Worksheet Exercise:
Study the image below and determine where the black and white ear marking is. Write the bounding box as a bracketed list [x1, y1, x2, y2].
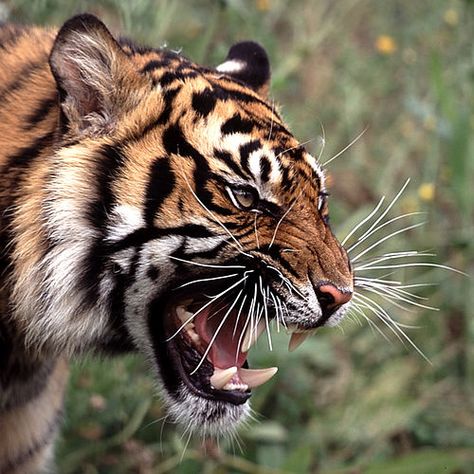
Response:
[216, 41, 271, 97]
[49, 14, 142, 135]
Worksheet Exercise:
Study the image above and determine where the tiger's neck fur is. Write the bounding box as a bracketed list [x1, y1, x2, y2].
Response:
[0, 24, 67, 474]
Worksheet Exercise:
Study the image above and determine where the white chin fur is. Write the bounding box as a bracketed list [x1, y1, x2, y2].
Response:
[164, 385, 250, 437]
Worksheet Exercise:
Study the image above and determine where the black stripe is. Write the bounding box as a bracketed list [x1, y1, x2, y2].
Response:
[260, 155, 271, 182]
[24, 95, 57, 130]
[0, 24, 25, 51]
[135, 87, 180, 139]
[107, 224, 215, 254]
[144, 157, 175, 226]
[239, 139, 261, 175]
[214, 149, 250, 180]
[79, 145, 127, 309]
[141, 58, 172, 73]
[221, 113, 254, 135]
[2, 130, 55, 173]
[0, 61, 41, 103]
[156, 70, 197, 87]
[86, 144, 125, 230]
[191, 88, 217, 118]
[0, 407, 63, 473]
[162, 123, 233, 216]
[0, 132, 55, 285]
[103, 249, 140, 353]
[208, 79, 274, 112]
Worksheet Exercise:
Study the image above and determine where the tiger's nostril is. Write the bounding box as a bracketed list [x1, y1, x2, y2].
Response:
[315, 283, 352, 317]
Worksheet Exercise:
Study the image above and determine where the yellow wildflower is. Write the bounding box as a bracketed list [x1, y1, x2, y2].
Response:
[444, 9, 459, 26]
[375, 35, 397, 55]
[418, 183, 435, 202]
[256, 0, 270, 11]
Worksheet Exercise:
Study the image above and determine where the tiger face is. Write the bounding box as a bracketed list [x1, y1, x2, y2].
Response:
[14, 14, 353, 435]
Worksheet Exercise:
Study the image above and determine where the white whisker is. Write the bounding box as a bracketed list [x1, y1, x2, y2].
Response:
[169, 256, 245, 270]
[167, 276, 248, 341]
[182, 175, 253, 258]
[347, 212, 425, 253]
[351, 222, 426, 263]
[355, 251, 435, 268]
[341, 195, 386, 246]
[174, 273, 239, 290]
[356, 179, 411, 245]
[354, 293, 431, 363]
[322, 126, 368, 166]
[269, 192, 301, 249]
[233, 294, 248, 338]
[275, 138, 315, 161]
[191, 289, 243, 375]
[355, 262, 469, 276]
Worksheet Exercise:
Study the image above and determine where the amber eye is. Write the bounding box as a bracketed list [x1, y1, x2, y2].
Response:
[226, 186, 258, 210]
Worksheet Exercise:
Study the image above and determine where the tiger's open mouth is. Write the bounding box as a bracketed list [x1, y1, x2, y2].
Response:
[160, 291, 279, 405]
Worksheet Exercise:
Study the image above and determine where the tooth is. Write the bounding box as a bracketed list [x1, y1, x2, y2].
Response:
[288, 332, 311, 352]
[176, 306, 193, 323]
[286, 324, 298, 334]
[210, 366, 237, 390]
[238, 367, 278, 388]
[241, 320, 266, 353]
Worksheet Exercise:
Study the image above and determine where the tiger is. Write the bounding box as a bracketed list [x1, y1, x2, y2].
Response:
[0, 13, 353, 473]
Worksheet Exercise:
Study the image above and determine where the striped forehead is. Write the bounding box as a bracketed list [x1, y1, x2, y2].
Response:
[129, 50, 326, 195]
[219, 132, 326, 199]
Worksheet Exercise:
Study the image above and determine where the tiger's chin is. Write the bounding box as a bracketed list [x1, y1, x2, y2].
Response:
[147, 290, 279, 436]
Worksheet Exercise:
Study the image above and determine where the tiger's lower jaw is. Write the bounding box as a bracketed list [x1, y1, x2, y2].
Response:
[165, 388, 251, 436]
[147, 292, 279, 435]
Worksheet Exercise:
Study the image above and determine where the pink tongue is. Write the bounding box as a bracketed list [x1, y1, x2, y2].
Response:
[194, 306, 248, 369]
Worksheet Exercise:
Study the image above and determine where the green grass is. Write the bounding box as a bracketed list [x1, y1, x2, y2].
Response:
[4, 0, 474, 472]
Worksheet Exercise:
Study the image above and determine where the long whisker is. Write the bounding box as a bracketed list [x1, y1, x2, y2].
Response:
[236, 282, 258, 357]
[267, 263, 308, 301]
[169, 256, 245, 270]
[182, 175, 252, 258]
[347, 212, 425, 253]
[166, 276, 248, 341]
[341, 196, 386, 246]
[233, 294, 248, 338]
[355, 262, 469, 276]
[253, 212, 260, 249]
[354, 293, 431, 363]
[355, 251, 436, 268]
[357, 282, 438, 312]
[274, 138, 315, 161]
[322, 126, 368, 166]
[259, 277, 272, 351]
[356, 179, 411, 245]
[269, 192, 301, 249]
[316, 119, 326, 162]
[174, 273, 239, 290]
[191, 289, 244, 375]
[349, 301, 392, 342]
[270, 291, 281, 333]
[351, 222, 426, 263]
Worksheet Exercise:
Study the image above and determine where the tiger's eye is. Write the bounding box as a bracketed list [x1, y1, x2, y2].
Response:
[234, 189, 255, 209]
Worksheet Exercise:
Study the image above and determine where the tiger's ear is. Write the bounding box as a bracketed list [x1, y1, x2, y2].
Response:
[49, 14, 146, 135]
[216, 41, 271, 98]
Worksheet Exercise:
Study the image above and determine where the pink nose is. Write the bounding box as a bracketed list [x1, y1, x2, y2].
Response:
[316, 284, 352, 316]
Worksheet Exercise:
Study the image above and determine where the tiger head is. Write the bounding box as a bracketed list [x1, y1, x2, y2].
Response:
[18, 14, 353, 435]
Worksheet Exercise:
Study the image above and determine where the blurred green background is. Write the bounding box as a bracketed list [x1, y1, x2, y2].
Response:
[3, 0, 473, 472]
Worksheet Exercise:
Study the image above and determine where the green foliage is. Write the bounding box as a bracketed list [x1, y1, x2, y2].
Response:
[3, 0, 473, 472]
